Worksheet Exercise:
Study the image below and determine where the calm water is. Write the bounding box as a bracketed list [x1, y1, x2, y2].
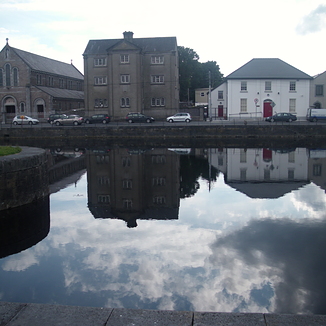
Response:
[1, 146, 326, 314]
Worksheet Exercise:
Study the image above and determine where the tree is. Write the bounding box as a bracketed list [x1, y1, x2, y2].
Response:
[178, 46, 224, 103]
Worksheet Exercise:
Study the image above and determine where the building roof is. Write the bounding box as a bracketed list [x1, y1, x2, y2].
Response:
[10, 47, 83, 80]
[227, 58, 312, 80]
[83, 36, 178, 55]
[35, 86, 84, 100]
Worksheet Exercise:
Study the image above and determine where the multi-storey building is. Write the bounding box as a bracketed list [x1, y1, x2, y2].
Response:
[0, 39, 84, 123]
[83, 32, 179, 120]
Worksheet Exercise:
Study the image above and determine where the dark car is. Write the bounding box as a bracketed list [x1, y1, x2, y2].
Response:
[84, 114, 111, 124]
[126, 112, 155, 123]
[48, 114, 67, 124]
[265, 113, 297, 122]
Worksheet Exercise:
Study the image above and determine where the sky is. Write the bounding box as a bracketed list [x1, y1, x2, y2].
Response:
[0, 0, 326, 77]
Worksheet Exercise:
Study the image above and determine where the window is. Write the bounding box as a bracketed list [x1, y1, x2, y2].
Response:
[36, 74, 42, 85]
[122, 179, 132, 189]
[48, 76, 54, 87]
[121, 74, 130, 84]
[289, 98, 296, 113]
[5, 64, 11, 86]
[0, 69, 3, 86]
[122, 157, 131, 167]
[315, 85, 324, 96]
[98, 195, 110, 203]
[153, 196, 166, 205]
[151, 56, 164, 64]
[240, 168, 247, 181]
[152, 177, 166, 186]
[151, 97, 165, 106]
[290, 81, 296, 91]
[288, 151, 295, 163]
[120, 97, 130, 107]
[313, 164, 322, 176]
[120, 55, 129, 63]
[240, 149, 247, 163]
[77, 82, 82, 91]
[265, 81, 272, 91]
[288, 169, 295, 180]
[94, 76, 107, 85]
[264, 168, 271, 181]
[94, 98, 108, 107]
[20, 102, 25, 112]
[152, 155, 166, 164]
[123, 199, 133, 209]
[94, 58, 107, 66]
[218, 91, 223, 100]
[68, 80, 73, 89]
[151, 75, 164, 83]
[13, 68, 18, 86]
[59, 79, 64, 88]
[241, 81, 247, 91]
[240, 98, 247, 112]
[98, 176, 110, 185]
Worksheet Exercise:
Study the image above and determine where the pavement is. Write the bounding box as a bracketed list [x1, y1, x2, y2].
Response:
[1, 301, 326, 325]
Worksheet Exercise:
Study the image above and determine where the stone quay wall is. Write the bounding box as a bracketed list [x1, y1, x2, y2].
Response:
[0, 147, 49, 210]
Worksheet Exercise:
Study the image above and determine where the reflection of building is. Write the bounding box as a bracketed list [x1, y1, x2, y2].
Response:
[308, 149, 326, 191]
[224, 148, 309, 198]
[0, 39, 84, 123]
[86, 148, 180, 227]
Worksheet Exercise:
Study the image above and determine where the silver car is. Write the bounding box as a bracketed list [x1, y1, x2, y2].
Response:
[166, 113, 191, 123]
[53, 115, 83, 126]
[12, 115, 39, 125]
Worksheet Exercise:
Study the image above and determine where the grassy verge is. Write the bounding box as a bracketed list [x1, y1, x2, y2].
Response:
[0, 146, 22, 156]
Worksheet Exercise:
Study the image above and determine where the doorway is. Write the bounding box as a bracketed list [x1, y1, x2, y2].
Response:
[263, 100, 273, 117]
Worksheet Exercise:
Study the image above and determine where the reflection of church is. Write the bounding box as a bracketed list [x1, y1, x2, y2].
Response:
[86, 148, 180, 227]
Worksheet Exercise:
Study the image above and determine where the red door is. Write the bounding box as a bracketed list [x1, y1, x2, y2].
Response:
[263, 101, 273, 117]
[218, 105, 223, 118]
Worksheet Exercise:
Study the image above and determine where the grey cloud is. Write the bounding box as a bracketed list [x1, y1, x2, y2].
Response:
[296, 4, 326, 35]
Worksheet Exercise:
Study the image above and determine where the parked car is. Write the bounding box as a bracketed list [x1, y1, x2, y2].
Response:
[166, 113, 191, 123]
[265, 113, 297, 122]
[84, 114, 111, 124]
[53, 115, 83, 126]
[47, 114, 67, 124]
[126, 112, 155, 123]
[12, 115, 39, 125]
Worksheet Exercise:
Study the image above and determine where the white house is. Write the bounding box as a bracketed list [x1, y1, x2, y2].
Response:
[211, 58, 312, 120]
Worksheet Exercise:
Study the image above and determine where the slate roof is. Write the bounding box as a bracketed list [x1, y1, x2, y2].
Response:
[83, 36, 177, 55]
[227, 58, 312, 80]
[35, 86, 84, 100]
[11, 47, 83, 80]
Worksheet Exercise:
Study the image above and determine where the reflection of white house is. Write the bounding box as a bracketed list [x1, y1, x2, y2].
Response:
[310, 70, 326, 109]
[211, 58, 312, 120]
[225, 148, 309, 198]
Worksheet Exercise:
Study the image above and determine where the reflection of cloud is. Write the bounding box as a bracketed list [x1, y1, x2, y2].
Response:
[210, 217, 326, 314]
[296, 4, 326, 35]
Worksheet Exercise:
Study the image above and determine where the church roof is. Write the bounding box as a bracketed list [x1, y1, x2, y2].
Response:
[227, 58, 312, 80]
[11, 47, 83, 80]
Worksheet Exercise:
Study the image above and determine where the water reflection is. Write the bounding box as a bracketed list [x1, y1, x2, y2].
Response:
[0, 146, 326, 314]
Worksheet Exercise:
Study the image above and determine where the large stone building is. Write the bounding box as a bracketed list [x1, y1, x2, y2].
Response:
[83, 32, 179, 120]
[0, 39, 84, 123]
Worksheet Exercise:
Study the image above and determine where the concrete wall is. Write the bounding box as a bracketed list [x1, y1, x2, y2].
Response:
[0, 146, 49, 210]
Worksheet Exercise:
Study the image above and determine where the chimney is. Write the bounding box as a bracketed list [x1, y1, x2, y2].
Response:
[123, 31, 134, 41]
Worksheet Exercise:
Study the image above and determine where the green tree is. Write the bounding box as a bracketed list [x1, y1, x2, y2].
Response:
[178, 46, 224, 103]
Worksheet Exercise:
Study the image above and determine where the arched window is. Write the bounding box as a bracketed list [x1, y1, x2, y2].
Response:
[20, 102, 25, 113]
[13, 68, 18, 86]
[0, 69, 3, 87]
[5, 64, 10, 86]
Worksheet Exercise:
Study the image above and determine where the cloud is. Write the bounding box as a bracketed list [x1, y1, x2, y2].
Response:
[296, 4, 326, 35]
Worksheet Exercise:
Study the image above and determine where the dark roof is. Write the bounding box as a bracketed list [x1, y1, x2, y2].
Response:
[227, 58, 312, 80]
[35, 86, 84, 100]
[83, 36, 178, 55]
[11, 47, 83, 80]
